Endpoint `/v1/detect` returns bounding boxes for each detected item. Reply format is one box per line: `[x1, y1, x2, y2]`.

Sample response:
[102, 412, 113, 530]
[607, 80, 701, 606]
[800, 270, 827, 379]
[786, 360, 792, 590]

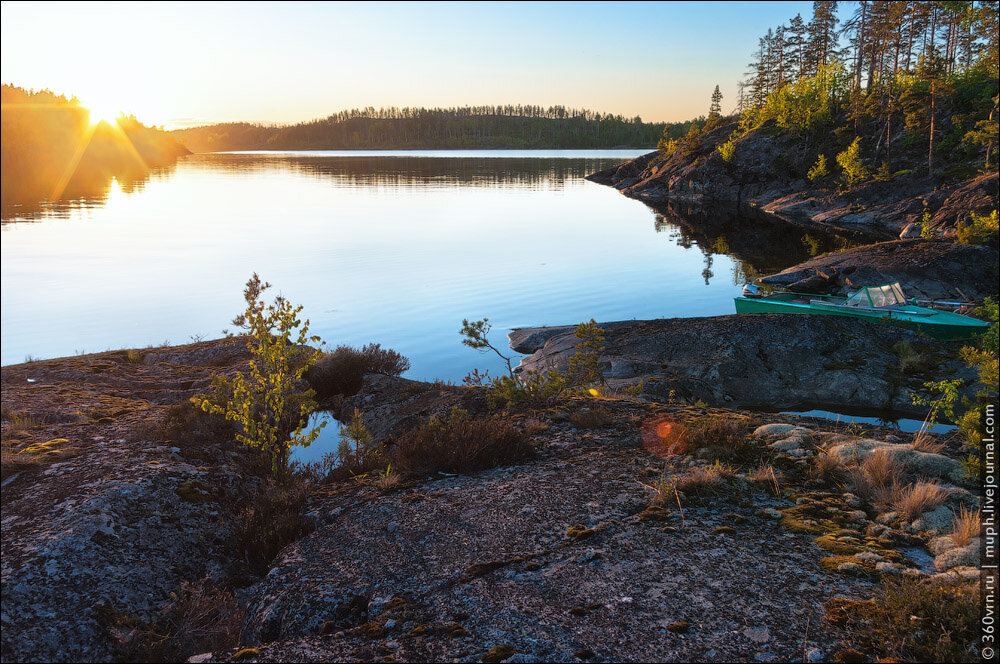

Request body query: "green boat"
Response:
[734, 282, 990, 340]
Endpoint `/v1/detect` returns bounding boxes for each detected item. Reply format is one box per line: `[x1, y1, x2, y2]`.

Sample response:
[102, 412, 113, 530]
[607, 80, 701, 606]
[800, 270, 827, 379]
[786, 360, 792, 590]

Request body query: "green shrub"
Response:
[717, 137, 736, 162]
[333, 407, 385, 476]
[305, 343, 410, 398]
[956, 209, 998, 246]
[391, 407, 533, 475]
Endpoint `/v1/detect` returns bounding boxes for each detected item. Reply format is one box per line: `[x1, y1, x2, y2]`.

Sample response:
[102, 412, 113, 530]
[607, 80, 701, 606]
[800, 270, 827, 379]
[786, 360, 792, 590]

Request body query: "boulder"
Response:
[934, 539, 980, 571]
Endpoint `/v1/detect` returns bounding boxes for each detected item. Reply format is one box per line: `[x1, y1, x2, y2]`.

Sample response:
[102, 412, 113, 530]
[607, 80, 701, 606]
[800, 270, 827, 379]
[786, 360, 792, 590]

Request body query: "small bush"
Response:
[659, 417, 754, 463]
[150, 399, 236, 449]
[229, 476, 314, 577]
[836, 137, 869, 188]
[893, 480, 949, 521]
[306, 343, 410, 398]
[835, 576, 980, 662]
[391, 408, 533, 475]
[951, 504, 981, 547]
[331, 408, 385, 477]
[566, 319, 605, 387]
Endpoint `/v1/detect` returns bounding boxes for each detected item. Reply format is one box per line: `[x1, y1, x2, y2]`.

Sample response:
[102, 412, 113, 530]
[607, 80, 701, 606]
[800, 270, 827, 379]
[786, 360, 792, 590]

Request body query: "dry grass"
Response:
[911, 411, 946, 454]
[749, 462, 782, 496]
[834, 576, 980, 662]
[375, 464, 402, 491]
[1, 407, 40, 434]
[568, 407, 613, 429]
[107, 577, 244, 662]
[847, 449, 906, 507]
[811, 450, 847, 484]
[1, 440, 40, 480]
[951, 504, 982, 547]
[673, 462, 738, 496]
[893, 480, 950, 521]
[652, 416, 754, 463]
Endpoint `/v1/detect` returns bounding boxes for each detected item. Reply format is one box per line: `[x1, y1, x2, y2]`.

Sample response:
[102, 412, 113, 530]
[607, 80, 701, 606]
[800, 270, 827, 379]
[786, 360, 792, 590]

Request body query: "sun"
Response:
[85, 99, 123, 127]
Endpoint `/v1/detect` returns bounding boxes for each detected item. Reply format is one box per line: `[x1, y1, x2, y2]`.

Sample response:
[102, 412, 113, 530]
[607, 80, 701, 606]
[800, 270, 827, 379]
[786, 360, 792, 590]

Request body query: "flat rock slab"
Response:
[512, 314, 965, 415]
[760, 238, 999, 302]
[237, 412, 868, 662]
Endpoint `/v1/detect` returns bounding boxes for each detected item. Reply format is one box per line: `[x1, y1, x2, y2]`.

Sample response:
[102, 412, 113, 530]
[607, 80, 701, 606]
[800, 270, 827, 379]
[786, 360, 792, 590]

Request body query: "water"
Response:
[1, 149, 855, 463]
[779, 409, 957, 434]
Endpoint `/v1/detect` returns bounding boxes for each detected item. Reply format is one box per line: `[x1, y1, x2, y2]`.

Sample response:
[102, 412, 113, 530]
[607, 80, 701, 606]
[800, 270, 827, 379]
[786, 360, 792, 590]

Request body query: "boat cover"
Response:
[844, 283, 907, 308]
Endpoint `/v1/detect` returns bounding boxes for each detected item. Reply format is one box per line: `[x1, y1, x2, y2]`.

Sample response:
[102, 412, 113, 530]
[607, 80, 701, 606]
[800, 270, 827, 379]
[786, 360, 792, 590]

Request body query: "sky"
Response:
[1, 1, 816, 129]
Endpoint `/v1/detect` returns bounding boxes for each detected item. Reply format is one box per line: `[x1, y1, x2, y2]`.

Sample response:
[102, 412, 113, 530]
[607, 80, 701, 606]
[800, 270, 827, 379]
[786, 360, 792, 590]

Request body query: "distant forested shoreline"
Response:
[171, 106, 680, 152]
[1, 84, 189, 215]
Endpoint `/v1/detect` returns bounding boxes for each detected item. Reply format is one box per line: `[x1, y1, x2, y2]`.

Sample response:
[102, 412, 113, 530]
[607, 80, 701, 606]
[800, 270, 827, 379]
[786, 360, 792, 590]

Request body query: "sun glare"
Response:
[85, 100, 123, 126]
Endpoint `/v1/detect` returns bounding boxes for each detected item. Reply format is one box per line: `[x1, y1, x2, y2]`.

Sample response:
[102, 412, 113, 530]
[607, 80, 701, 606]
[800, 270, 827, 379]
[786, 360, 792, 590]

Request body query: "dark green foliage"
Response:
[173, 105, 665, 152]
[305, 343, 410, 398]
[390, 407, 534, 475]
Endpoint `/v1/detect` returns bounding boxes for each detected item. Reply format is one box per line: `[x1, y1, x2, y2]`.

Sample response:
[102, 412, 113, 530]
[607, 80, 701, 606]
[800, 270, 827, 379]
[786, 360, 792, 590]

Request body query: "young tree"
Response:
[194, 274, 325, 479]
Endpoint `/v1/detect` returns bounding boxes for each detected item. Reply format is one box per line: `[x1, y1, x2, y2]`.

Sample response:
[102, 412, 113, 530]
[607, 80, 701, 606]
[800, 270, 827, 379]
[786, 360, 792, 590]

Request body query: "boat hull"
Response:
[734, 296, 989, 341]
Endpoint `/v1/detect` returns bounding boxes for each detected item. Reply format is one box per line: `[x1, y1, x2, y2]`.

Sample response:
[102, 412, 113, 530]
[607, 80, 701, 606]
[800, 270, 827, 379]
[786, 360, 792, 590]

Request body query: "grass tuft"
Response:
[951, 504, 981, 547]
[893, 480, 950, 522]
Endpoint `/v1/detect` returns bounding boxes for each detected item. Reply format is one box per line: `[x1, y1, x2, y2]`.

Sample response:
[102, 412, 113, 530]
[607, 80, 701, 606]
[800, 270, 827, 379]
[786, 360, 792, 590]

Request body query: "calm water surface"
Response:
[1, 150, 853, 462]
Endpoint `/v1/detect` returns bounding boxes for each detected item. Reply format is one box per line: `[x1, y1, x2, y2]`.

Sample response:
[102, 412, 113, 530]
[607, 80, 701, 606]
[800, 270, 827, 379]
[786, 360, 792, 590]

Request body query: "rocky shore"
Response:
[586, 133, 998, 239]
[1, 330, 984, 662]
[510, 313, 973, 417]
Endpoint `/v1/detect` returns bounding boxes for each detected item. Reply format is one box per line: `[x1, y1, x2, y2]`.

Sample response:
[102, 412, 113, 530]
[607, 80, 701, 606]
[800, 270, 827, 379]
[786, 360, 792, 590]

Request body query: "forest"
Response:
[662, 0, 998, 183]
[0, 84, 189, 214]
[171, 106, 671, 152]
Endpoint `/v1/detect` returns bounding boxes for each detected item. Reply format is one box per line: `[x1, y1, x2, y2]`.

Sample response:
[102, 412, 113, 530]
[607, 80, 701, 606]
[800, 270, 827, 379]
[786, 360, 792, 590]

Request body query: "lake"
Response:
[1, 149, 855, 462]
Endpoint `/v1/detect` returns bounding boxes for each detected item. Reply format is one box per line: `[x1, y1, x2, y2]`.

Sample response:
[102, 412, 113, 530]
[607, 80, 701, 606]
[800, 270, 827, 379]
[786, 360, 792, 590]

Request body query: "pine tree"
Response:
[787, 13, 809, 81]
[804, 0, 840, 76]
[706, 85, 724, 129]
